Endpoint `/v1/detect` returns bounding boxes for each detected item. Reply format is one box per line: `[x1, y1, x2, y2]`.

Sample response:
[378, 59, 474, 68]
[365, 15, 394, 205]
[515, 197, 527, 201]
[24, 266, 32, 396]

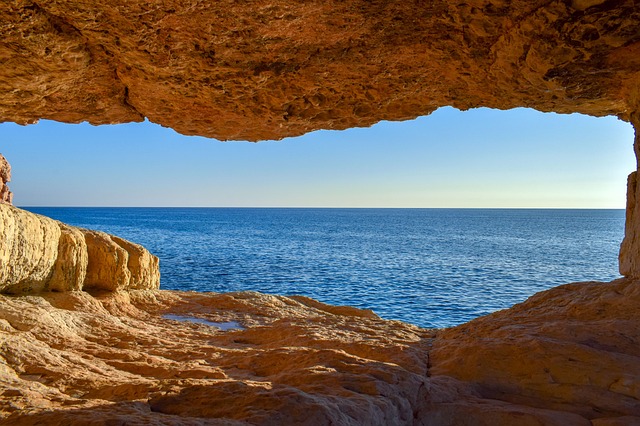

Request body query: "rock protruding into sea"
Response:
[0, 154, 12, 205]
[0, 203, 159, 294]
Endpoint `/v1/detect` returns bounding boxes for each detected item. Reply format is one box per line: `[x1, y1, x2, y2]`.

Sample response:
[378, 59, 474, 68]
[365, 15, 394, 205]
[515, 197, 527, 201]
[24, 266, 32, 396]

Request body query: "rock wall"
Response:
[0, 154, 12, 205]
[0, 203, 160, 293]
[620, 115, 640, 277]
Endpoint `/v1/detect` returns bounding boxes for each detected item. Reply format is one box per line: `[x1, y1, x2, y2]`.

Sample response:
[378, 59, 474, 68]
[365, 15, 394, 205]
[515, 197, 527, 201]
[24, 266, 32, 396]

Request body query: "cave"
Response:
[1, 0, 639, 424]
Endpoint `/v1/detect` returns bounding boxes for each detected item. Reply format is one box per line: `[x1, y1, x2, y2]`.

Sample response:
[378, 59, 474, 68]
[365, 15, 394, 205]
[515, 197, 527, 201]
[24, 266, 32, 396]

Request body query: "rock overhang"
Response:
[2, 3, 640, 423]
[0, 0, 639, 141]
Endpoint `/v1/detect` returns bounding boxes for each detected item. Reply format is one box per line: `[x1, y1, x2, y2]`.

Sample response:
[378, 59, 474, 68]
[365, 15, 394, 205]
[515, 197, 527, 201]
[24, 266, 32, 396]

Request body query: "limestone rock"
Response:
[48, 223, 87, 292]
[0, 154, 12, 205]
[619, 114, 640, 277]
[83, 230, 133, 292]
[0, 1, 638, 141]
[0, 204, 61, 294]
[430, 278, 640, 421]
[1, 2, 640, 423]
[0, 281, 638, 424]
[0, 204, 159, 293]
[110, 235, 160, 290]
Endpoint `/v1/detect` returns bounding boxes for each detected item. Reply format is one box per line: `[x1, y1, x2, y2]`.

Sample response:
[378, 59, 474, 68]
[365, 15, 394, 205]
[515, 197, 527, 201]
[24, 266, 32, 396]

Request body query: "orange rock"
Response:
[0, 1, 638, 141]
[430, 278, 640, 422]
[1, 2, 640, 424]
[0, 204, 159, 293]
[48, 223, 87, 292]
[0, 154, 11, 205]
[619, 114, 640, 278]
[0, 204, 61, 293]
[0, 283, 638, 424]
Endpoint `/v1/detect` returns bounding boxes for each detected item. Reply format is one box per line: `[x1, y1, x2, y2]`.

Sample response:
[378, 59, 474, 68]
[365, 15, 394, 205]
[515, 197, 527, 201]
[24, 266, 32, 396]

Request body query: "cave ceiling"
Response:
[1, 0, 639, 141]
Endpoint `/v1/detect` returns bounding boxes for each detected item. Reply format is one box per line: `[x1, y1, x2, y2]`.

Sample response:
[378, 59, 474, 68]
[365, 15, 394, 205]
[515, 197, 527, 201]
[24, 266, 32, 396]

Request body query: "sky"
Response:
[0, 106, 635, 208]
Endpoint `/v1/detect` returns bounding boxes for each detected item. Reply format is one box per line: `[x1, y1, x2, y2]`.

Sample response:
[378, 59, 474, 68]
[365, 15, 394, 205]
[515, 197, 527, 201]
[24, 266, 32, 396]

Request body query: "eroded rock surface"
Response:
[619, 115, 640, 277]
[0, 281, 637, 425]
[0, 155, 12, 205]
[0, 204, 159, 293]
[1, 1, 640, 423]
[431, 278, 640, 422]
[1, 1, 639, 140]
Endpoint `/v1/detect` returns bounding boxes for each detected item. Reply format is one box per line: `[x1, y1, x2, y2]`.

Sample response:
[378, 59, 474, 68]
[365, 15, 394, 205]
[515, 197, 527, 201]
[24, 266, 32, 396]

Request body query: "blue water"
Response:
[23, 208, 624, 328]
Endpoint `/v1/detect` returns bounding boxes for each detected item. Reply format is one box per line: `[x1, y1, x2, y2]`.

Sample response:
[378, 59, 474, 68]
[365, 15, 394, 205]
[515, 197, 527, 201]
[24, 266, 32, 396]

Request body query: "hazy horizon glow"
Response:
[0, 107, 635, 208]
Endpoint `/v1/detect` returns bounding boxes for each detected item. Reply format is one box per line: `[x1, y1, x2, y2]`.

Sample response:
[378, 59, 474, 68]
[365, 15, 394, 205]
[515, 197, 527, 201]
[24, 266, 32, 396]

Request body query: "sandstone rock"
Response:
[110, 235, 160, 290]
[0, 204, 159, 293]
[430, 278, 640, 421]
[83, 230, 133, 292]
[0, 282, 638, 424]
[0, 1, 638, 141]
[0, 154, 12, 205]
[0, 204, 61, 294]
[0, 2, 639, 424]
[619, 114, 640, 278]
[48, 223, 87, 292]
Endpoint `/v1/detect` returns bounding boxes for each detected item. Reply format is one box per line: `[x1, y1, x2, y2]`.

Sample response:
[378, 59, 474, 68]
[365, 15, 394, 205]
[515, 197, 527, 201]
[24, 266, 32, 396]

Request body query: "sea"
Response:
[24, 208, 625, 329]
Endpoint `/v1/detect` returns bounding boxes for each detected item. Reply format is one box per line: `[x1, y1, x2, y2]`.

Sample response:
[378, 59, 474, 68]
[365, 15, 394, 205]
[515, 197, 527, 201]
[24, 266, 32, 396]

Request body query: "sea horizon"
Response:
[23, 207, 625, 328]
[17, 205, 626, 210]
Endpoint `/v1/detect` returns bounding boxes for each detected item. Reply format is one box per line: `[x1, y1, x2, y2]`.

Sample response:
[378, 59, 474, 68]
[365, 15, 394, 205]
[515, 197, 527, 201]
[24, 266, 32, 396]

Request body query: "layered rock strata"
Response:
[0, 155, 12, 205]
[0, 203, 159, 294]
[0, 279, 638, 425]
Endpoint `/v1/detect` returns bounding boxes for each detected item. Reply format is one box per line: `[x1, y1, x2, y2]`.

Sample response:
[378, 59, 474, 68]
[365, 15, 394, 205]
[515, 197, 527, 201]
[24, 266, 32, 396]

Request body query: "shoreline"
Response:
[1, 278, 638, 424]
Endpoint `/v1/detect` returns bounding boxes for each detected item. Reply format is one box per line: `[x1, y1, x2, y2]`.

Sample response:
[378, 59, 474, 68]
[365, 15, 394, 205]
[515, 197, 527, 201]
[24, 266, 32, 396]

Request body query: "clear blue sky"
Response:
[0, 107, 635, 208]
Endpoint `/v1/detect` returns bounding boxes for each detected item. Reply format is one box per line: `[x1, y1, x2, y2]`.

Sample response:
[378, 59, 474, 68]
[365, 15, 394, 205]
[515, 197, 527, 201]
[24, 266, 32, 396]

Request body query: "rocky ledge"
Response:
[0, 204, 159, 294]
[0, 278, 638, 425]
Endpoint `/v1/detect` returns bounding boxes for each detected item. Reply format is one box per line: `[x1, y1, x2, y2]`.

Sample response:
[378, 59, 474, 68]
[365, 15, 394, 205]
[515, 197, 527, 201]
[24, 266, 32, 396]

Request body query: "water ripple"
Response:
[25, 208, 624, 329]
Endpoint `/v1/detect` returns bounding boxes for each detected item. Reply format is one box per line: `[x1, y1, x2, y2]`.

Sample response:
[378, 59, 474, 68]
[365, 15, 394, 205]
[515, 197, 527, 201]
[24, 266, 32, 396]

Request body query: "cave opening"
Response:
[0, 107, 635, 327]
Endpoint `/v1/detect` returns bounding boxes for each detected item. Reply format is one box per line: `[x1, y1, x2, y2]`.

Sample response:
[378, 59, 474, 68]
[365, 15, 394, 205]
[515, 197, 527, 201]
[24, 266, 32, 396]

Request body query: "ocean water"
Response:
[24, 208, 624, 329]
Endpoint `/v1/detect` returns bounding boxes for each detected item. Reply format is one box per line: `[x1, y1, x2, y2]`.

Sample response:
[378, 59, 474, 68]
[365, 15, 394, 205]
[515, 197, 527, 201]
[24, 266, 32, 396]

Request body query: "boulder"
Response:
[0, 204, 160, 294]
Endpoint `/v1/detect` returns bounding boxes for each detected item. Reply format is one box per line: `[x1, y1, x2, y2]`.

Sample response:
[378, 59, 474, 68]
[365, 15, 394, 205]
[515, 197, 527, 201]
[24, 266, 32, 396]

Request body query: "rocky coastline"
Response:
[0, 268, 638, 424]
[0, 202, 637, 424]
[1, 0, 640, 423]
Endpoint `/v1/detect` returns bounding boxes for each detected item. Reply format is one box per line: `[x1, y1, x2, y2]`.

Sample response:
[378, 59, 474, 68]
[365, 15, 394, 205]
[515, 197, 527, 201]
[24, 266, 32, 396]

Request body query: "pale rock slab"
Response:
[0, 204, 159, 293]
[0, 281, 639, 425]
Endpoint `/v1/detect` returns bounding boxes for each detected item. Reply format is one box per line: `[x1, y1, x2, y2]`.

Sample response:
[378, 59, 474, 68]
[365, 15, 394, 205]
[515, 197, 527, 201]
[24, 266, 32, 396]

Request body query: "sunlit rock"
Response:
[0, 204, 159, 293]
[0, 154, 12, 205]
[0, 1, 638, 141]
[1, 1, 640, 424]
[0, 283, 638, 424]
